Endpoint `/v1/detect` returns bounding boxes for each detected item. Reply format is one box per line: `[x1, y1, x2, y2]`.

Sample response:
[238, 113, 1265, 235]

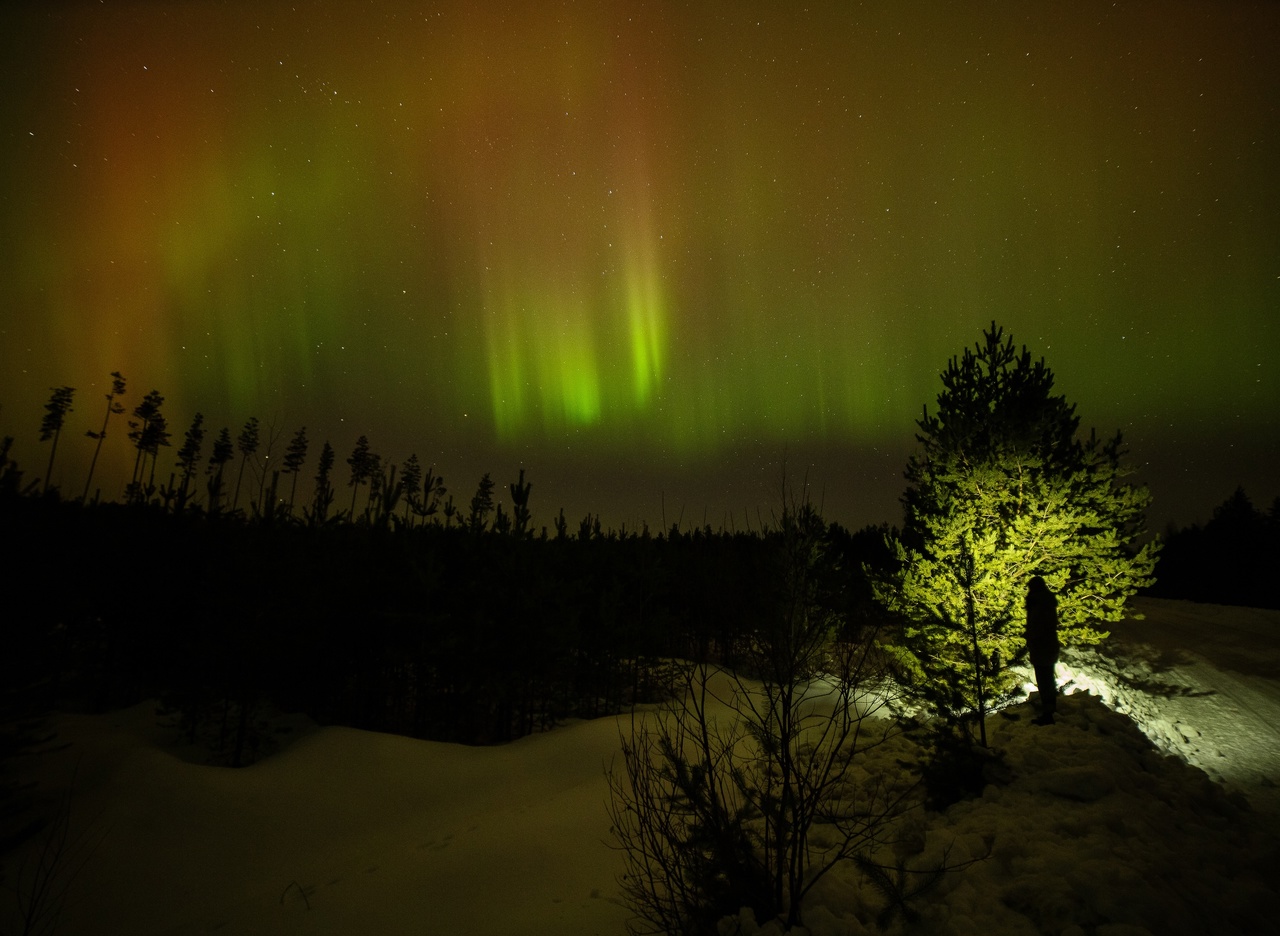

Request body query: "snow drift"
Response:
[2, 597, 1277, 935]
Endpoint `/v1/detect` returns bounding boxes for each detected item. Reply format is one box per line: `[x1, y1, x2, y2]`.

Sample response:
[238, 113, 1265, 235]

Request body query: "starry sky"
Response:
[1, 1, 1277, 533]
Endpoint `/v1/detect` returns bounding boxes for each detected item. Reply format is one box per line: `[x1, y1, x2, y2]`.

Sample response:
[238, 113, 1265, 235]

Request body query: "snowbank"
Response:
[758, 692, 1280, 936]
[1, 704, 632, 936]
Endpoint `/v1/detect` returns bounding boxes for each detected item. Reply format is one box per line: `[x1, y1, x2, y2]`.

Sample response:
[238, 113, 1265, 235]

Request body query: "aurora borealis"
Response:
[1, 1, 1276, 531]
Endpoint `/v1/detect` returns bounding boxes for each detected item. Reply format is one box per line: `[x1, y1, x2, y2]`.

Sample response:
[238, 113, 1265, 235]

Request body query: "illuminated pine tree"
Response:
[875, 322, 1159, 726]
[82, 371, 126, 502]
[38, 386, 75, 494]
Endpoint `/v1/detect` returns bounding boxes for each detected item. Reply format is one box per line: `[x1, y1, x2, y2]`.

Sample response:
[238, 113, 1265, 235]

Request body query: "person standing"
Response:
[1025, 576, 1060, 724]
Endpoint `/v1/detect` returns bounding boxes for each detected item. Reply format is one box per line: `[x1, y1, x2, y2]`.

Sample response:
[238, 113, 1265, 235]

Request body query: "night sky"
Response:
[2, 1, 1276, 533]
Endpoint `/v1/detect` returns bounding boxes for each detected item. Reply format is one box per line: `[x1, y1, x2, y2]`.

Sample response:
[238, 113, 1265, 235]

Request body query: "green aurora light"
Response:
[1, 1, 1276, 530]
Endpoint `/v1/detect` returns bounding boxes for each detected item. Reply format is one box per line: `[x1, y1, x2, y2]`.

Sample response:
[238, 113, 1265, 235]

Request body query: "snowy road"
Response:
[1061, 596, 1280, 813]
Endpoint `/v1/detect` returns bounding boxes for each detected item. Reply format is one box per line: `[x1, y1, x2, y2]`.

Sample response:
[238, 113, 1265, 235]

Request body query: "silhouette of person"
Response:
[1025, 576, 1060, 724]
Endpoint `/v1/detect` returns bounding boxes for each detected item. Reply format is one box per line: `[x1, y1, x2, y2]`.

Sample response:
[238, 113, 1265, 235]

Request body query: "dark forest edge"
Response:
[1144, 485, 1280, 610]
[7, 368, 1276, 607]
[0, 429, 898, 753]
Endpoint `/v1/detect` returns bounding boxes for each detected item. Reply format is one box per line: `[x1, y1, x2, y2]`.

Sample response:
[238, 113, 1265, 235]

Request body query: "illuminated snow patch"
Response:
[1052, 646, 1270, 791]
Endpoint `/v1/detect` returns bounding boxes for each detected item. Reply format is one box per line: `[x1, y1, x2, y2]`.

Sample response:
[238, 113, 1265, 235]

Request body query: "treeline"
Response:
[1147, 486, 1280, 609]
[20, 374, 492, 528]
[1, 462, 893, 763]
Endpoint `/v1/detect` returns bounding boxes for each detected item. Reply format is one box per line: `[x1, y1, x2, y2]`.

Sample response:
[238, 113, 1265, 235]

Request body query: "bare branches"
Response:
[3, 782, 100, 936]
[607, 494, 919, 933]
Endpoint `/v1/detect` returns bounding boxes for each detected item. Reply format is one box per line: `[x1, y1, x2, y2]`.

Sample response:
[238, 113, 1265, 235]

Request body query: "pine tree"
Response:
[0, 436, 23, 496]
[231, 417, 259, 513]
[346, 435, 373, 520]
[310, 440, 336, 524]
[252, 420, 283, 516]
[282, 426, 309, 517]
[509, 467, 533, 537]
[142, 404, 171, 492]
[875, 322, 1159, 725]
[205, 427, 234, 515]
[492, 502, 511, 535]
[380, 462, 403, 522]
[363, 452, 385, 520]
[127, 390, 169, 502]
[174, 412, 205, 512]
[467, 472, 495, 533]
[82, 371, 126, 502]
[400, 453, 423, 524]
[38, 386, 75, 494]
[399, 455, 446, 525]
[421, 466, 446, 522]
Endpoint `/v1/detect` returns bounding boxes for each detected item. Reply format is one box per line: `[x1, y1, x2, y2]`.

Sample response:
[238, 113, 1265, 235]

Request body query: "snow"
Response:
[3, 710, 633, 935]
[3, 598, 1278, 935]
[1058, 597, 1280, 814]
[783, 690, 1276, 936]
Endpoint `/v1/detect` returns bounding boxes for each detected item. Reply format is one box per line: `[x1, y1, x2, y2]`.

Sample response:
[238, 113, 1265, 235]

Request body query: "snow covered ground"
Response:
[2, 597, 1277, 935]
[2, 707, 634, 936]
[1059, 597, 1280, 815]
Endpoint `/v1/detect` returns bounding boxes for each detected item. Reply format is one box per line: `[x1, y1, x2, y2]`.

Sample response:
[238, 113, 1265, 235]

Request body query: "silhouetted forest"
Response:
[2, 418, 894, 762]
[1145, 486, 1280, 610]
